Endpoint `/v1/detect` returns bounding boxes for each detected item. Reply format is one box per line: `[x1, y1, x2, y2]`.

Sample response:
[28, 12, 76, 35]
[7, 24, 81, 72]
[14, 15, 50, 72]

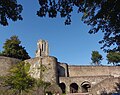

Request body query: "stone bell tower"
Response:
[35, 39, 49, 57]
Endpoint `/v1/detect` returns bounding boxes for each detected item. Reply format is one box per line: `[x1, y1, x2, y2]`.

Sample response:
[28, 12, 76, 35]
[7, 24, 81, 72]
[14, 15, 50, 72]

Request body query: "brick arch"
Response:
[70, 83, 78, 93]
[59, 82, 66, 94]
[81, 81, 91, 93]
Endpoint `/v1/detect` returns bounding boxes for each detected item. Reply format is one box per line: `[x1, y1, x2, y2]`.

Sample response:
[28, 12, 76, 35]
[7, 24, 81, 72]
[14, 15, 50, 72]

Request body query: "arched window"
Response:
[70, 83, 78, 93]
[59, 82, 66, 93]
[81, 81, 91, 93]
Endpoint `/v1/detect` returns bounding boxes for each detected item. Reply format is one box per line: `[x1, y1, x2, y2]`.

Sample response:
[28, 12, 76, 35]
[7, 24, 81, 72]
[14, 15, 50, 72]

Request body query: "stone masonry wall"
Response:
[90, 76, 120, 95]
[0, 56, 20, 76]
[25, 56, 58, 84]
[68, 65, 120, 77]
[59, 76, 109, 93]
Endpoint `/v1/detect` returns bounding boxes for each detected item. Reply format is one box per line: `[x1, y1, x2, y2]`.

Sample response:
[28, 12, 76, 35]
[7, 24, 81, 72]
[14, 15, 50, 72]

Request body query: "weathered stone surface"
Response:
[59, 65, 120, 94]
[25, 40, 120, 94]
[68, 65, 120, 77]
[0, 56, 20, 76]
[46, 84, 62, 94]
[90, 77, 120, 95]
[25, 56, 58, 84]
[35, 39, 49, 57]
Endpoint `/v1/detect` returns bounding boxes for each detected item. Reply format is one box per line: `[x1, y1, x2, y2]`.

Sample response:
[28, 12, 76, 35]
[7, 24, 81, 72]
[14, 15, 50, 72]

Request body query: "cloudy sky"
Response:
[0, 0, 108, 65]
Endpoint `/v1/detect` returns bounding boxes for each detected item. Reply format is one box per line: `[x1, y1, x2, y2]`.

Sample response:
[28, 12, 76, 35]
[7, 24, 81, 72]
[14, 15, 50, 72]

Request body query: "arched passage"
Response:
[81, 81, 91, 93]
[70, 83, 78, 93]
[59, 82, 66, 93]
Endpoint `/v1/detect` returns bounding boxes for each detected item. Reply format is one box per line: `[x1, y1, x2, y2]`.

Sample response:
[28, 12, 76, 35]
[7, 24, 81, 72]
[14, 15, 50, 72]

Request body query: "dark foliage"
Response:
[1, 35, 30, 60]
[107, 51, 120, 65]
[1, 0, 119, 52]
[91, 51, 103, 65]
[37, 0, 120, 52]
[0, 0, 23, 26]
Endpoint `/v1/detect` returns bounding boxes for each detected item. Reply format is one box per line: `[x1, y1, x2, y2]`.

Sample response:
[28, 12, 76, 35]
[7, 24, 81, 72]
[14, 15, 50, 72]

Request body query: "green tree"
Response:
[107, 51, 120, 65]
[91, 51, 103, 65]
[1, 35, 30, 60]
[4, 61, 35, 95]
[0, 0, 23, 26]
[0, 51, 2, 56]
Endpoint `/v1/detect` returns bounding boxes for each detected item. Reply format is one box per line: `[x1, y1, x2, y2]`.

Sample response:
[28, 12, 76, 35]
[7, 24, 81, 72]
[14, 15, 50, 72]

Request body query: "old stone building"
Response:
[25, 40, 120, 95]
[0, 39, 120, 95]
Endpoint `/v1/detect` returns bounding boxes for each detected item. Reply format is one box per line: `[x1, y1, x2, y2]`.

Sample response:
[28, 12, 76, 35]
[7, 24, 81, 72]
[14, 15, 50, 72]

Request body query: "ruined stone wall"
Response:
[59, 76, 109, 86]
[26, 56, 59, 84]
[90, 77, 120, 95]
[68, 65, 120, 77]
[0, 56, 20, 76]
[42, 56, 58, 84]
[59, 75, 109, 93]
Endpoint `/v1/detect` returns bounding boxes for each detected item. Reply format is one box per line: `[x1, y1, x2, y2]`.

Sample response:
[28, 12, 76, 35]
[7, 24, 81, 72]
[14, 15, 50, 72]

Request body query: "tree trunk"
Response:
[20, 90, 22, 95]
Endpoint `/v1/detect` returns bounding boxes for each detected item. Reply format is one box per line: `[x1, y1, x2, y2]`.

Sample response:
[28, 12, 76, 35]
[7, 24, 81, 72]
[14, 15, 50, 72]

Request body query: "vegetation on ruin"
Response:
[24, 62, 31, 72]
[0, 60, 56, 95]
[0, 35, 30, 60]
[3, 61, 35, 95]
[0, 0, 120, 52]
[91, 51, 103, 65]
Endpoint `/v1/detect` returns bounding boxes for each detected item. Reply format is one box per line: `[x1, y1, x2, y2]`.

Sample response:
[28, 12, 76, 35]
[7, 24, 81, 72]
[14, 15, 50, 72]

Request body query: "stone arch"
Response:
[70, 83, 78, 93]
[81, 81, 91, 93]
[59, 82, 66, 94]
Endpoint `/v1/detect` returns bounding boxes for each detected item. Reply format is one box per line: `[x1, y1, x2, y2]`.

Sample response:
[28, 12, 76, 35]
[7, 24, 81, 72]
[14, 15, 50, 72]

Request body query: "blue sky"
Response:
[0, 0, 108, 65]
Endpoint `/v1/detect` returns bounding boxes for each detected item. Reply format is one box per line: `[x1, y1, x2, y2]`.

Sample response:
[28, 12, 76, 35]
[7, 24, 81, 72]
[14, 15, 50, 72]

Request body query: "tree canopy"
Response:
[1, 0, 120, 52]
[37, 0, 120, 52]
[0, 0, 23, 26]
[91, 51, 103, 65]
[1, 35, 30, 60]
[107, 51, 120, 65]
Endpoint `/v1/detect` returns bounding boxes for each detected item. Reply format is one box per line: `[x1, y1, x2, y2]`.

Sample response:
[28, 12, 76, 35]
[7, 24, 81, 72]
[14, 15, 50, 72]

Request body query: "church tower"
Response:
[35, 40, 49, 57]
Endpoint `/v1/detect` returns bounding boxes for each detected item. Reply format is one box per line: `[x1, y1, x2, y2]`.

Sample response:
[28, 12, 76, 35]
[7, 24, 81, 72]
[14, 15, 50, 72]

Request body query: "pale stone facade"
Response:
[35, 40, 49, 57]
